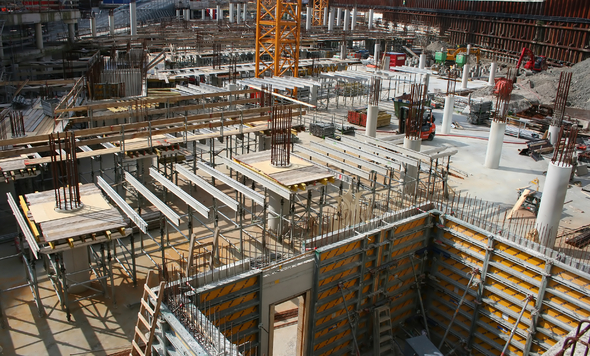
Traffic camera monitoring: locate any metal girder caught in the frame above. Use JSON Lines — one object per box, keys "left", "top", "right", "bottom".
{"left": 197, "top": 160, "right": 268, "bottom": 204}
{"left": 215, "top": 157, "right": 292, "bottom": 200}
{"left": 340, "top": 136, "right": 419, "bottom": 167}
{"left": 292, "top": 154, "right": 354, "bottom": 184}
{"left": 310, "top": 141, "right": 389, "bottom": 176}
{"left": 325, "top": 138, "right": 402, "bottom": 171}
{"left": 149, "top": 168, "right": 210, "bottom": 219}
{"left": 255, "top": 0, "right": 302, "bottom": 77}
{"left": 124, "top": 172, "right": 181, "bottom": 226}
{"left": 175, "top": 164, "right": 239, "bottom": 212}
{"left": 97, "top": 176, "right": 148, "bottom": 234}
{"left": 362, "top": 135, "right": 432, "bottom": 162}
{"left": 294, "top": 144, "right": 370, "bottom": 180}
{"left": 6, "top": 193, "right": 39, "bottom": 259}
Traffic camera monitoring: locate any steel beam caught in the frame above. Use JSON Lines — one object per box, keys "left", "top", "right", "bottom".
{"left": 97, "top": 176, "right": 148, "bottom": 234}
{"left": 7, "top": 193, "right": 39, "bottom": 259}
{"left": 310, "top": 141, "right": 389, "bottom": 176}
{"left": 150, "top": 168, "right": 210, "bottom": 219}
{"left": 175, "top": 164, "right": 239, "bottom": 212}
{"left": 340, "top": 136, "right": 419, "bottom": 167}
{"left": 198, "top": 159, "right": 268, "bottom": 204}
{"left": 325, "top": 138, "right": 401, "bottom": 170}
{"left": 294, "top": 144, "right": 370, "bottom": 180}
{"left": 124, "top": 172, "right": 181, "bottom": 226}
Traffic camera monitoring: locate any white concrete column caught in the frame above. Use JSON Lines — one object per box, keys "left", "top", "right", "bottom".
{"left": 268, "top": 190, "right": 285, "bottom": 232}
{"left": 381, "top": 55, "right": 390, "bottom": 69}
{"left": 461, "top": 64, "right": 470, "bottom": 90}
{"left": 201, "top": 8, "right": 206, "bottom": 20}
{"left": 62, "top": 248, "right": 90, "bottom": 293}
{"left": 90, "top": 15, "right": 97, "bottom": 37}
{"left": 216, "top": 5, "right": 221, "bottom": 20}
{"left": 229, "top": 3, "right": 234, "bottom": 22}
{"left": 441, "top": 95, "right": 454, "bottom": 134}
{"left": 176, "top": 9, "right": 180, "bottom": 18}
{"left": 343, "top": 9, "right": 350, "bottom": 31}
{"left": 336, "top": 7, "right": 341, "bottom": 26}
{"left": 236, "top": 3, "right": 241, "bottom": 23}
{"left": 340, "top": 43, "right": 346, "bottom": 59}
{"left": 374, "top": 43, "right": 380, "bottom": 67}
{"left": 306, "top": 7, "right": 312, "bottom": 31}
{"left": 35, "top": 23, "right": 43, "bottom": 50}
{"left": 366, "top": 105, "right": 379, "bottom": 137}
{"left": 242, "top": 3, "right": 247, "bottom": 21}
{"left": 368, "top": 9, "right": 374, "bottom": 29}
{"left": 310, "top": 85, "right": 319, "bottom": 105}
{"left": 109, "top": 10, "right": 115, "bottom": 35}
{"left": 535, "top": 161, "right": 571, "bottom": 248}
{"left": 419, "top": 53, "right": 426, "bottom": 69}
{"left": 484, "top": 121, "right": 506, "bottom": 169}
{"left": 68, "top": 22, "right": 76, "bottom": 42}
{"left": 403, "top": 137, "right": 421, "bottom": 192}
{"left": 130, "top": 0, "right": 137, "bottom": 36}
{"left": 548, "top": 124, "right": 560, "bottom": 146}
{"left": 184, "top": 9, "right": 190, "bottom": 20}
{"left": 323, "top": 7, "right": 328, "bottom": 26}
{"left": 327, "top": 8, "right": 334, "bottom": 32}
{"left": 229, "top": 84, "right": 237, "bottom": 110}
{"left": 351, "top": 7, "right": 357, "bottom": 31}
{"left": 488, "top": 62, "right": 497, "bottom": 86}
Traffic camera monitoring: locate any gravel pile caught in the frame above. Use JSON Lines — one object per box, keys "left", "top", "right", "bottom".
{"left": 426, "top": 41, "right": 452, "bottom": 53}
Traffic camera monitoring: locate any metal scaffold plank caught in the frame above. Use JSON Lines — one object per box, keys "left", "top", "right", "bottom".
{"left": 294, "top": 144, "right": 370, "bottom": 180}
{"left": 97, "top": 176, "right": 148, "bottom": 234}
{"left": 310, "top": 141, "right": 389, "bottom": 176}
{"left": 149, "top": 167, "right": 210, "bottom": 219}
{"left": 124, "top": 172, "right": 181, "bottom": 226}
{"left": 7, "top": 193, "right": 39, "bottom": 259}
{"left": 175, "top": 164, "right": 239, "bottom": 212}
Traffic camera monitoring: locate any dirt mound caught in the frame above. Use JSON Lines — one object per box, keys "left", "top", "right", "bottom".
{"left": 426, "top": 41, "right": 451, "bottom": 53}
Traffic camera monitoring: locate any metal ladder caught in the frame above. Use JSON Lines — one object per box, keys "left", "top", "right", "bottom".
{"left": 373, "top": 305, "right": 395, "bottom": 356}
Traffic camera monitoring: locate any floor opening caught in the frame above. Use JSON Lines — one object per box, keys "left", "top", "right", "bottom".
{"left": 271, "top": 293, "right": 308, "bottom": 356}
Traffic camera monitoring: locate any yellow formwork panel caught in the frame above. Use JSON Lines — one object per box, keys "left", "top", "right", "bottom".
{"left": 494, "top": 242, "right": 545, "bottom": 270}
{"left": 486, "top": 266, "right": 540, "bottom": 295}
{"left": 434, "top": 289, "right": 475, "bottom": 315}
{"left": 440, "top": 245, "right": 483, "bottom": 268}
{"left": 391, "top": 241, "right": 425, "bottom": 258}
{"left": 437, "top": 265, "right": 476, "bottom": 286}
{"left": 318, "top": 266, "right": 361, "bottom": 287}
{"left": 203, "top": 291, "right": 258, "bottom": 316}
{"left": 320, "top": 240, "right": 362, "bottom": 262}
{"left": 552, "top": 266, "right": 590, "bottom": 290}
{"left": 477, "top": 315, "right": 526, "bottom": 349}
{"left": 224, "top": 318, "right": 259, "bottom": 335}
{"left": 317, "top": 288, "right": 357, "bottom": 314}
{"left": 542, "top": 305, "right": 579, "bottom": 329}
{"left": 386, "top": 265, "right": 414, "bottom": 283}
{"left": 537, "top": 317, "right": 569, "bottom": 339}
{"left": 443, "top": 232, "right": 486, "bottom": 257}
{"left": 392, "top": 230, "right": 425, "bottom": 247}
{"left": 386, "top": 276, "right": 414, "bottom": 295}
{"left": 314, "top": 318, "right": 348, "bottom": 339}
{"left": 485, "top": 279, "right": 529, "bottom": 301}
{"left": 438, "top": 257, "right": 479, "bottom": 278}
{"left": 391, "top": 298, "right": 413, "bottom": 315}
{"left": 314, "top": 329, "right": 351, "bottom": 353}
{"left": 237, "top": 334, "right": 258, "bottom": 356}
{"left": 475, "top": 337, "right": 498, "bottom": 355}
{"left": 445, "top": 221, "right": 488, "bottom": 245}
{"left": 319, "top": 254, "right": 361, "bottom": 274}
{"left": 437, "top": 282, "right": 477, "bottom": 305}
{"left": 199, "top": 276, "right": 259, "bottom": 303}
{"left": 391, "top": 309, "right": 413, "bottom": 325}
{"left": 394, "top": 217, "right": 427, "bottom": 234}
{"left": 490, "top": 254, "right": 544, "bottom": 282}
{"left": 317, "top": 278, "right": 357, "bottom": 302}
{"left": 545, "top": 290, "right": 590, "bottom": 319}
{"left": 480, "top": 302, "right": 531, "bottom": 333}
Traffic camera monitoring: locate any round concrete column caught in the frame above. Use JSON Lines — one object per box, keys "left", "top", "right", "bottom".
{"left": 310, "top": 85, "right": 318, "bottom": 106}
{"left": 441, "top": 95, "right": 454, "bottom": 134}
{"left": 336, "top": 8, "right": 341, "bottom": 26}
{"left": 236, "top": 3, "right": 241, "bottom": 23}
{"left": 184, "top": 9, "right": 190, "bottom": 20}
{"left": 404, "top": 136, "right": 421, "bottom": 152}
{"left": 368, "top": 9, "right": 374, "bottom": 29}
{"left": 548, "top": 124, "right": 560, "bottom": 146}
{"left": 488, "top": 62, "right": 497, "bottom": 86}
{"left": 403, "top": 137, "right": 421, "bottom": 193}
{"left": 68, "top": 22, "right": 76, "bottom": 42}
{"left": 90, "top": 15, "right": 97, "bottom": 37}
{"left": 176, "top": 9, "right": 180, "bottom": 18}
{"left": 419, "top": 54, "right": 426, "bottom": 69}
{"left": 62, "top": 248, "right": 90, "bottom": 293}
{"left": 327, "top": 8, "right": 334, "bottom": 32}
{"left": 323, "top": 7, "right": 328, "bottom": 26}
{"left": 35, "top": 23, "right": 43, "bottom": 50}
{"left": 268, "top": 190, "right": 284, "bottom": 233}
{"left": 374, "top": 43, "right": 380, "bottom": 67}
{"left": 351, "top": 7, "right": 357, "bottom": 31}
{"left": 340, "top": 43, "right": 346, "bottom": 60}
{"left": 109, "top": 10, "right": 115, "bottom": 35}
{"left": 343, "top": 9, "right": 350, "bottom": 31}
{"left": 365, "top": 105, "right": 379, "bottom": 138}
{"left": 130, "top": 0, "right": 137, "bottom": 35}
{"left": 484, "top": 121, "right": 506, "bottom": 169}
{"left": 229, "top": 3, "right": 234, "bottom": 22}
{"left": 305, "top": 7, "right": 312, "bottom": 31}
{"left": 201, "top": 9, "right": 206, "bottom": 20}
{"left": 216, "top": 5, "right": 221, "bottom": 20}
{"left": 535, "top": 161, "right": 571, "bottom": 247}
{"left": 461, "top": 64, "right": 470, "bottom": 90}
{"left": 242, "top": 3, "right": 247, "bottom": 21}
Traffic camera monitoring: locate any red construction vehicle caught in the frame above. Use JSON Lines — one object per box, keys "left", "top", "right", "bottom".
{"left": 421, "top": 108, "right": 436, "bottom": 141}
{"left": 516, "top": 47, "right": 548, "bottom": 72}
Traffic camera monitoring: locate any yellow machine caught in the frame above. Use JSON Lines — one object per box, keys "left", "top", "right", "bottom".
{"left": 446, "top": 47, "right": 481, "bottom": 64}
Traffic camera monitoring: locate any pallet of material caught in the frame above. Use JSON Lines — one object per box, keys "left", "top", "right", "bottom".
{"left": 347, "top": 108, "right": 391, "bottom": 127}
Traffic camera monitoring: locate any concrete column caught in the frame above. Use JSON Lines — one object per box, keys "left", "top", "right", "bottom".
{"left": 374, "top": 43, "right": 380, "bottom": 67}
{"left": 242, "top": 3, "right": 247, "bottom": 22}
{"left": 368, "top": 9, "right": 374, "bottom": 29}
{"left": 90, "top": 15, "right": 97, "bottom": 37}
{"left": 229, "top": 3, "right": 234, "bottom": 22}
{"left": 310, "top": 85, "right": 318, "bottom": 106}
{"left": 351, "top": 7, "right": 357, "bottom": 31}
{"left": 419, "top": 53, "right": 426, "bottom": 69}
{"left": 62, "top": 248, "right": 90, "bottom": 293}
{"left": 535, "top": 161, "right": 571, "bottom": 247}
{"left": 548, "top": 124, "right": 560, "bottom": 146}
{"left": 109, "top": 10, "right": 115, "bottom": 35}
{"left": 268, "top": 191, "right": 286, "bottom": 233}
{"left": 216, "top": 5, "right": 221, "bottom": 20}
{"left": 484, "top": 120, "right": 506, "bottom": 169}
{"left": 323, "top": 7, "right": 328, "bottom": 26}
{"left": 461, "top": 64, "right": 470, "bottom": 90}
{"left": 327, "top": 8, "right": 334, "bottom": 32}
{"left": 343, "top": 9, "right": 350, "bottom": 31}
{"left": 441, "top": 95, "right": 454, "bottom": 134}
{"left": 130, "top": 0, "right": 137, "bottom": 36}
{"left": 382, "top": 55, "right": 390, "bottom": 69}
{"left": 403, "top": 137, "right": 421, "bottom": 192}
{"left": 236, "top": 3, "right": 241, "bottom": 23}
{"left": 306, "top": 7, "right": 312, "bottom": 31}
{"left": 176, "top": 9, "right": 180, "bottom": 18}
{"left": 336, "top": 7, "right": 341, "bottom": 26}
{"left": 229, "top": 84, "right": 237, "bottom": 110}
{"left": 340, "top": 43, "right": 346, "bottom": 59}
{"left": 68, "top": 22, "right": 76, "bottom": 42}
{"left": 366, "top": 105, "right": 379, "bottom": 137}
{"left": 488, "top": 62, "right": 497, "bottom": 86}
{"left": 201, "top": 8, "right": 206, "bottom": 20}
{"left": 184, "top": 9, "right": 190, "bottom": 20}
{"left": 35, "top": 23, "right": 43, "bottom": 50}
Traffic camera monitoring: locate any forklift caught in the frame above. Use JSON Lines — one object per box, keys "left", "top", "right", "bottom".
{"left": 398, "top": 107, "right": 436, "bottom": 141}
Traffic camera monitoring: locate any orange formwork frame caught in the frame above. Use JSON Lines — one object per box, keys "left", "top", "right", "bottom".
{"left": 255, "top": 0, "right": 302, "bottom": 78}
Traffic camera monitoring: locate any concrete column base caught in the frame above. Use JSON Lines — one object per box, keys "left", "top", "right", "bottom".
{"left": 365, "top": 105, "right": 379, "bottom": 138}
{"left": 536, "top": 162, "right": 571, "bottom": 248}
{"left": 484, "top": 121, "right": 506, "bottom": 169}
{"left": 441, "top": 95, "right": 454, "bottom": 134}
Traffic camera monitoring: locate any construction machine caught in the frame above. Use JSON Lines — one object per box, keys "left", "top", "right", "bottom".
{"left": 435, "top": 46, "right": 481, "bottom": 66}
{"left": 516, "top": 47, "right": 548, "bottom": 72}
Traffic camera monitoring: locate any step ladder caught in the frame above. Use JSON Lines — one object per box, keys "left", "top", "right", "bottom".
{"left": 373, "top": 305, "right": 395, "bottom": 356}
{"left": 130, "top": 272, "right": 166, "bottom": 356}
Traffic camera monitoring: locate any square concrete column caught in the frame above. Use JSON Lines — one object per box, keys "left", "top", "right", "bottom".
{"left": 35, "top": 23, "right": 43, "bottom": 50}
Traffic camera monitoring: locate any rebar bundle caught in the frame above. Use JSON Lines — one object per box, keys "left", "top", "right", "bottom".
{"left": 493, "top": 68, "right": 515, "bottom": 123}
{"left": 9, "top": 111, "right": 25, "bottom": 138}
{"left": 553, "top": 72, "right": 572, "bottom": 127}
{"left": 49, "top": 132, "right": 82, "bottom": 211}
{"left": 551, "top": 126, "right": 578, "bottom": 166}
{"left": 405, "top": 84, "right": 428, "bottom": 139}
{"left": 270, "top": 105, "right": 293, "bottom": 167}
{"left": 369, "top": 77, "right": 381, "bottom": 106}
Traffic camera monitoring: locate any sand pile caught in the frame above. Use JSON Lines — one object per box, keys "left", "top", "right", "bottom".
{"left": 426, "top": 41, "right": 452, "bottom": 53}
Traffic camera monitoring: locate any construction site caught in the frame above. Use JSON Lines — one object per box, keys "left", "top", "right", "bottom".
{"left": 0, "top": 0, "right": 590, "bottom": 355}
